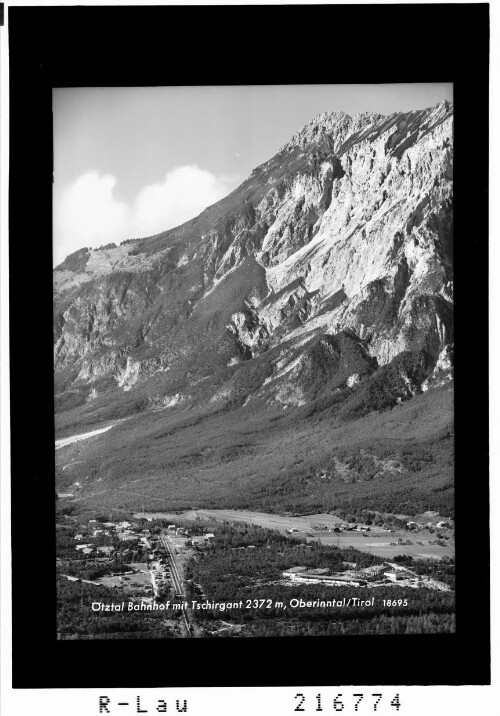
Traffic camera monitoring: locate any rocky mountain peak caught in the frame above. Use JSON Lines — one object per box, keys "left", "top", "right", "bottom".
{"left": 54, "top": 101, "right": 453, "bottom": 420}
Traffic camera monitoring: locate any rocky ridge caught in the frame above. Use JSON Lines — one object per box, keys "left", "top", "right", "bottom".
{"left": 54, "top": 101, "right": 453, "bottom": 418}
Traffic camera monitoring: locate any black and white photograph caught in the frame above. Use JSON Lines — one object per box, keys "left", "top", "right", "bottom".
{"left": 53, "top": 84, "right": 457, "bottom": 640}
{"left": 5, "top": 1, "right": 491, "bottom": 704}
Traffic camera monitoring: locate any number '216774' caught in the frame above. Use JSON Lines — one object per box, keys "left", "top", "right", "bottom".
{"left": 294, "top": 693, "right": 401, "bottom": 712}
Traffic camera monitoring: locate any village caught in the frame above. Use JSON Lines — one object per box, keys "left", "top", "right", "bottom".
{"left": 290, "top": 517, "right": 453, "bottom": 535}
{"left": 57, "top": 510, "right": 453, "bottom": 607}
{"left": 58, "top": 515, "right": 217, "bottom": 603}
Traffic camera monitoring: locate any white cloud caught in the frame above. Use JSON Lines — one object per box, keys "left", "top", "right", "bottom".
{"left": 133, "top": 165, "right": 238, "bottom": 237}
{"left": 53, "top": 171, "right": 131, "bottom": 265}
{"left": 53, "top": 166, "right": 240, "bottom": 266}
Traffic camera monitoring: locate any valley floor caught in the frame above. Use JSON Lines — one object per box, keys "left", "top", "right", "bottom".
{"left": 133, "top": 508, "right": 455, "bottom": 561}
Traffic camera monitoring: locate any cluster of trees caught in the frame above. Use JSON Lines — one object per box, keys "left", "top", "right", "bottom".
{"left": 57, "top": 579, "right": 181, "bottom": 639}
{"left": 120, "top": 238, "right": 140, "bottom": 246}
{"left": 54, "top": 246, "right": 89, "bottom": 272}
{"left": 185, "top": 522, "right": 455, "bottom": 636}
{"left": 242, "top": 612, "right": 455, "bottom": 637}
{"left": 264, "top": 476, "right": 453, "bottom": 520}
{"left": 289, "top": 346, "right": 434, "bottom": 425}
{"left": 225, "top": 350, "right": 275, "bottom": 410}
{"left": 188, "top": 561, "right": 455, "bottom": 635}
{"left": 329, "top": 508, "right": 409, "bottom": 531}
{"left": 149, "top": 517, "right": 216, "bottom": 537}
{"left": 393, "top": 555, "right": 455, "bottom": 589}
{"left": 296, "top": 331, "right": 377, "bottom": 403}
{"left": 339, "top": 349, "right": 431, "bottom": 420}
{"left": 188, "top": 522, "right": 384, "bottom": 583}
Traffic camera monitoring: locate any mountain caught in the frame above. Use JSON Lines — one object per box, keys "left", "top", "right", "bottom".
{"left": 54, "top": 101, "right": 454, "bottom": 516}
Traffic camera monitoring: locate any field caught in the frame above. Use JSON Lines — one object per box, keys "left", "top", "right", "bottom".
{"left": 95, "top": 562, "right": 152, "bottom": 591}
{"left": 134, "top": 509, "right": 454, "bottom": 560}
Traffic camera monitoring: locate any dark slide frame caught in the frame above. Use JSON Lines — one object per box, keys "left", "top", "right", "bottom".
{"left": 9, "top": 3, "right": 489, "bottom": 689}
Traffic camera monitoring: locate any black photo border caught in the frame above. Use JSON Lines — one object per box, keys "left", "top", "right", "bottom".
{"left": 9, "top": 2, "right": 490, "bottom": 689}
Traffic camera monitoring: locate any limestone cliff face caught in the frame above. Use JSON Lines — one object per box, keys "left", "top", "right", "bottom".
{"left": 54, "top": 101, "right": 453, "bottom": 413}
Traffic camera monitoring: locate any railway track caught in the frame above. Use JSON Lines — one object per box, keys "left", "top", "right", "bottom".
{"left": 159, "top": 532, "right": 192, "bottom": 637}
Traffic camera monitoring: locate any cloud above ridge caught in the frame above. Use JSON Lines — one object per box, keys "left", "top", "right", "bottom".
{"left": 133, "top": 165, "right": 237, "bottom": 237}
{"left": 53, "top": 166, "right": 240, "bottom": 266}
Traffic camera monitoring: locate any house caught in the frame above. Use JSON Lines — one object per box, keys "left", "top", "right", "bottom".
{"left": 366, "top": 565, "right": 387, "bottom": 576}
{"left": 284, "top": 570, "right": 368, "bottom": 587}
{"left": 359, "top": 565, "right": 387, "bottom": 580}
{"left": 97, "top": 546, "right": 115, "bottom": 555}
{"left": 327, "top": 575, "right": 367, "bottom": 586}
{"left": 282, "top": 566, "right": 308, "bottom": 578}
{"left": 204, "top": 533, "right": 215, "bottom": 542}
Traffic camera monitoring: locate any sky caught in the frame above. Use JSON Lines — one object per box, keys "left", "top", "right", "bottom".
{"left": 53, "top": 83, "right": 453, "bottom": 266}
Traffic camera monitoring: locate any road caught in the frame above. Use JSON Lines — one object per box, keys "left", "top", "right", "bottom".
{"left": 55, "top": 424, "right": 115, "bottom": 449}
{"left": 56, "top": 417, "right": 132, "bottom": 450}
{"left": 158, "top": 532, "right": 192, "bottom": 637}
